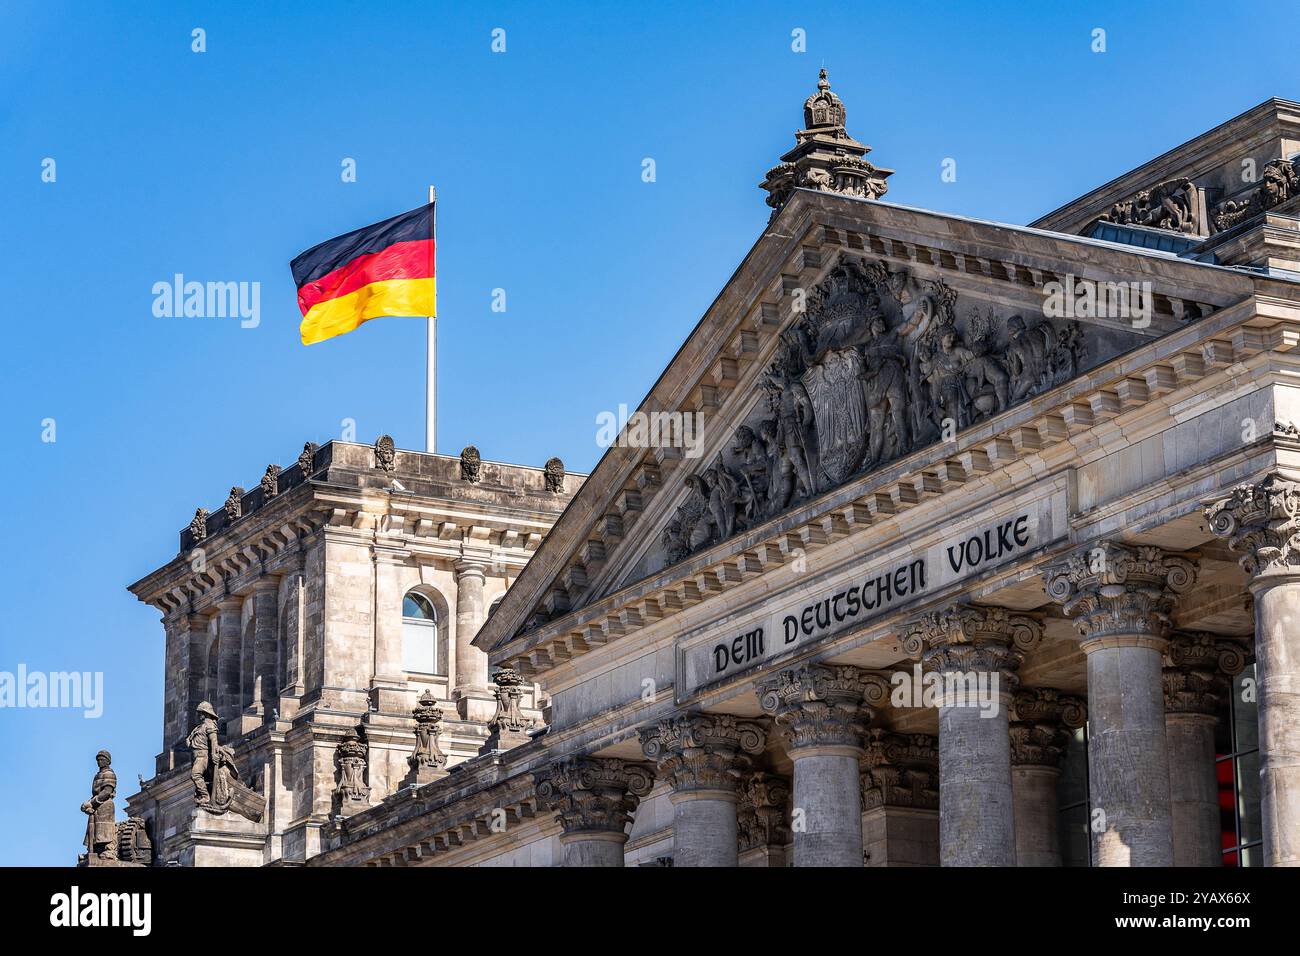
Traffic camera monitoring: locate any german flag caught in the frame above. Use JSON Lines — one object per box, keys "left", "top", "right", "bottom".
{"left": 290, "top": 203, "right": 435, "bottom": 345}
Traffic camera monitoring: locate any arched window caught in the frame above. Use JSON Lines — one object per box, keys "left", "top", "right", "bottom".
{"left": 402, "top": 591, "right": 438, "bottom": 674}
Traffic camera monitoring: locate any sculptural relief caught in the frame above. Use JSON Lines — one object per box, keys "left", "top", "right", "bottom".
{"left": 660, "top": 257, "right": 1086, "bottom": 563}
{"left": 1212, "top": 156, "right": 1300, "bottom": 232}
{"left": 1097, "top": 178, "right": 1200, "bottom": 233}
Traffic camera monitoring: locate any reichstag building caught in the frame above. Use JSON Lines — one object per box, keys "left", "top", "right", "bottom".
{"left": 93, "top": 73, "right": 1300, "bottom": 868}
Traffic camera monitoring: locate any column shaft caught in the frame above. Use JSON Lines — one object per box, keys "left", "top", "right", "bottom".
{"left": 1012, "top": 766, "right": 1061, "bottom": 866}
{"left": 215, "top": 597, "right": 243, "bottom": 728}
{"left": 670, "top": 791, "right": 739, "bottom": 867}
{"left": 1086, "top": 638, "right": 1173, "bottom": 866}
{"left": 940, "top": 697, "right": 1016, "bottom": 866}
{"left": 1252, "top": 579, "right": 1300, "bottom": 866}
{"left": 790, "top": 747, "right": 862, "bottom": 866}
{"left": 252, "top": 580, "right": 280, "bottom": 718}
{"left": 1166, "top": 712, "right": 1220, "bottom": 867}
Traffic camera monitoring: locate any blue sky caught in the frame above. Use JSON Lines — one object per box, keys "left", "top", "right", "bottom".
{"left": 1, "top": 0, "right": 1295, "bottom": 866}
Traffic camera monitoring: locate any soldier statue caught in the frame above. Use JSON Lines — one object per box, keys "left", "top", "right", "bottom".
{"left": 80, "top": 750, "right": 118, "bottom": 863}
{"left": 187, "top": 700, "right": 220, "bottom": 803}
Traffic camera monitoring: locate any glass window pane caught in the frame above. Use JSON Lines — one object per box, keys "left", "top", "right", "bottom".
{"left": 402, "top": 621, "right": 436, "bottom": 673}
{"left": 403, "top": 593, "right": 435, "bottom": 621}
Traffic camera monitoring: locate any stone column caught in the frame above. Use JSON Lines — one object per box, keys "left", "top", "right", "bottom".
{"left": 454, "top": 561, "right": 493, "bottom": 722}
{"left": 371, "top": 549, "right": 408, "bottom": 713}
{"left": 183, "top": 612, "right": 210, "bottom": 742}
{"left": 280, "top": 552, "right": 306, "bottom": 701}
{"left": 758, "top": 663, "right": 886, "bottom": 866}
{"left": 535, "top": 757, "right": 654, "bottom": 867}
{"left": 1009, "top": 688, "right": 1087, "bottom": 866}
{"left": 860, "top": 730, "right": 939, "bottom": 867}
{"left": 215, "top": 596, "right": 244, "bottom": 729}
{"left": 1044, "top": 541, "right": 1197, "bottom": 867}
{"left": 1163, "top": 632, "right": 1249, "bottom": 866}
{"left": 251, "top": 578, "right": 280, "bottom": 721}
{"left": 162, "top": 612, "right": 189, "bottom": 753}
{"left": 640, "top": 713, "right": 766, "bottom": 867}
{"left": 902, "top": 604, "right": 1043, "bottom": 867}
{"left": 1206, "top": 474, "right": 1300, "bottom": 867}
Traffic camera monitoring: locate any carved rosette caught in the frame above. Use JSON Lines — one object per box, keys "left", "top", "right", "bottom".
{"left": 298, "top": 441, "right": 319, "bottom": 478}
{"left": 900, "top": 604, "right": 1042, "bottom": 683}
{"left": 1163, "top": 631, "right": 1252, "bottom": 716}
{"left": 1204, "top": 474, "right": 1300, "bottom": 580}
{"left": 373, "top": 435, "right": 396, "bottom": 472}
{"left": 756, "top": 663, "right": 888, "bottom": 751}
{"left": 1008, "top": 688, "right": 1086, "bottom": 767}
{"left": 736, "top": 771, "right": 791, "bottom": 852}
{"left": 639, "top": 714, "right": 766, "bottom": 794}
{"left": 859, "top": 730, "right": 939, "bottom": 810}
{"left": 1043, "top": 542, "right": 1197, "bottom": 643}
{"left": 534, "top": 757, "right": 654, "bottom": 836}
{"left": 260, "top": 464, "right": 280, "bottom": 499}
{"left": 224, "top": 486, "right": 244, "bottom": 521}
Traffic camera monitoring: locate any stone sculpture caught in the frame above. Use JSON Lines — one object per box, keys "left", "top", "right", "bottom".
{"left": 408, "top": 690, "right": 448, "bottom": 785}
{"left": 334, "top": 727, "right": 370, "bottom": 814}
{"left": 461, "top": 445, "right": 482, "bottom": 483}
{"left": 544, "top": 457, "right": 565, "bottom": 493}
{"left": 187, "top": 700, "right": 264, "bottom": 821}
{"left": 662, "top": 256, "right": 1085, "bottom": 562}
{"left": 80, "top": 750, "right": 118, "bottom": 863}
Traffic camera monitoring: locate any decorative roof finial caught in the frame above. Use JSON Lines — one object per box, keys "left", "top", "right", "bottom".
{"left": 760, "top": 69, "right": 893, "bottom": 216}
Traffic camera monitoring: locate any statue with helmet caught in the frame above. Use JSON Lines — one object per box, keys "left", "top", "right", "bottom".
{"left": 186, "top": 700, "right": 265, "bottom": 822}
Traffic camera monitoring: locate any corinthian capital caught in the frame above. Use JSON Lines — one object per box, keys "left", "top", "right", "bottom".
{"left": 899, "top": 604, "right": 1042, "bottom": 678}
{"left": 1204, "top": 474, "right": 1300, "bottom": 578}
{"left": 1162, "top": 631, "right": 1252, "bottom": 716}
{"left": 1042, "top": 541, "right": 1197, "bottom": 642}
{"left": 1008, "top": 688, "right": 1086, "bottom": 767}
{"left": 859, "top": 730, "right": 939, "bottom": 810}
{"left": 639, "top": 713, "right": 766, "bottom": 794}
{"left": 756, "top": 663, "right": 889, "bottom": 751}
{"left": 533, "top": 757, "right": 655, "bottom": 835}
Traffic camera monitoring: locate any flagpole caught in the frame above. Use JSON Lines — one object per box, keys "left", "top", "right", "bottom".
{"left": 426, "top": 185, "right": 437, "bottom": 454}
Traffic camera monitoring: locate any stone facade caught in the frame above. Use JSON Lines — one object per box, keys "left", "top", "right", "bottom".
{"left": 110, "top": 75, "right": 1300, "bottom": 868}
{"left": 117, "top": 440, "right": 579, "bottom": 865}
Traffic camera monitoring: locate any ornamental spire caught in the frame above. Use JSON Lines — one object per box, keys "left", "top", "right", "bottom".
{"left": 760, "top": 69, "right": 893, "bottom": 215}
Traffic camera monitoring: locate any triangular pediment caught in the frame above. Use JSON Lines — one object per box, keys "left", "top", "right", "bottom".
{"left": 478, "top": 187, "right": 1254, "bottom": 662}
